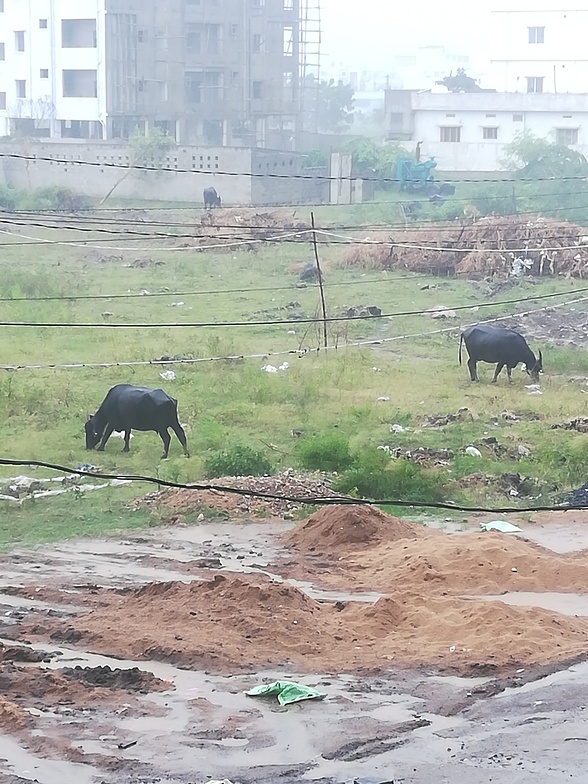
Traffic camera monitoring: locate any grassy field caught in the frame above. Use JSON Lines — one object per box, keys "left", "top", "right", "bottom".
{"left": 1, "top": 202, "right": 588, "bottom": 546}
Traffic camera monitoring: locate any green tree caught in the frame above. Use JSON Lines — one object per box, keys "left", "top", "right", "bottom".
{"left": 502, "top": 132, "right": 588, "bottom": 178}
{"left": 501, "top": 132, "right": 588, "bottom": 221}
{"left": 98, "top": 127, "right": 175, "bottom": 205}
{"left": 435, "top": 68, "right": 484, "bottom": 93}
{"left": 304, "top": 76, "right": 355, "bottom": 133}
{"left": 342, "top": 137, "right": 409, "bottom": 188}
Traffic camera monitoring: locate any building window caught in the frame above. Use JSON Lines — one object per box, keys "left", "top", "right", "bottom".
{"left": 204, "top": 24, "right": 221, "bottom": 55}
{"left": 440, "top": 126, "right": 461, "bottom": 143}
{"left": 485, "top": 113, "right": 496, "bottom": 118}
{"left": 483, "top": 127, "right": 498, "bottom": 140}
{"left": 0, "top": 1, "right": 4, "bottom": 12}
{"left": 0, "top": 93, "right": 6, "bottom": 110}
{"left": 62, "top": 69, "right": 97, "bottom": 97}
{"left": 283, "top": 25, "right": 294, "bottom": 56}
{"left": 40, "top": 68, "right": 49, "bottom": 78}
{"left": 15, "top": 31, "right": 25, "bottom": 51}
{"left": 39, "top": 19, "right": 48, "bottom": 29}
{"left": 61, "top": 19, "right": 97, "bottom": 48}
{"left": 528, "top": 26, "right": 545, "bottom": 44}
{"left": 526, "top": 76, "right": 544, "bottom": 93}
{"left": 186, "top": 26, "right": 201, "bottom": 53}
{"left": 230, "top": 24, "right": 238, "bottom": 36}
{"left": 252, "top": 33, "right": 262, "bottom": 53}
{"left": 138, "top": 29, "right": 147, "bottom": 42}
{"left": 556, "top": 128, "right": 579, "bottom": 145}
{"left": 15, "top": 80, "right": 26, "bottom": 98}
{"left": 284, "top": 0, "right": 293, "bottom": 8}
{"left": 0, "top": 43, "right": 4, "bottom": 60}
{"left": 252, "top": 80, "right": 262, "bottom": 99}
{"left": 185, "top": 73, "right": 202, "bottom": 104}
{"left": 513, "top": 113, "right": 523, "bottom": 122}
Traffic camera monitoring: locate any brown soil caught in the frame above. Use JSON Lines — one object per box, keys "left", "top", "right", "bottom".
{"left": 284, "top": 504, "right": 422, "bottom": 553}
{"left": 26, "top": 571, "right": 588, "bottom": 677}
{"left": 141, "top": 470, "right": 337, "bottom": 520}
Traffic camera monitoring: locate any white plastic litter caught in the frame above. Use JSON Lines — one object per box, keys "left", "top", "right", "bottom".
{"left": 390, "top": 424, "right": 406, "bottom": 434}
{"left": 278, "top": 362, "right": 290, "bottom": 371}
{"left": 262, "top": 365, "right": 278, "bottom": 373}
{"left": 160, "top": 371, "right": 176, "bottom": 381}
{"left": 480, "top": 521, "right": 523, "bottom": 534}
{"left": 170, "top": 301, "right": 185, "bottom": 307}
{"left": 377, "top": 396, "right": 390, "bottom": 402}
{"left": 465, "top": 446, "right": 482, "bottom": 458}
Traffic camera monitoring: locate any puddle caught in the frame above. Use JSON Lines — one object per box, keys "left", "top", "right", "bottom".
{"left": 519, "top": 522, "right": 588, "bottom": 554}
{"left": 0, "top": 735, "right": 98, "bottom": 784}
{"left": 463, "top": 592, "right": 588, "bottom": 616}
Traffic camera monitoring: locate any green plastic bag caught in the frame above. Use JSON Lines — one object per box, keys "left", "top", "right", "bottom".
{"left": 245, "top": 680, "right": 326, "bottom": 706}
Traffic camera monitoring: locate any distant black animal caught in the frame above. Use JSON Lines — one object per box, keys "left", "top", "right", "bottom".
{"left": 85, "top": 384, "right": 189, "bottom": 459}
{"left": 203, "top": 186, "right": 222, "bottom": 209}
{"left": 299, "top": 261, "right": 321, "bottom": 282}
{"left": 459, "top": 325, "right": 543, "bottom": 384}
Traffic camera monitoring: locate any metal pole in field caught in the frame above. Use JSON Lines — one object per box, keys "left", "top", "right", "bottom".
{"left": 310, "top": 211, "right": 328, "bottom": 350}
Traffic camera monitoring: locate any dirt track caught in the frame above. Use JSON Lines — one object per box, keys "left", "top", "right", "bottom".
{"left": 1, "top": 508, "right": 588, "bottom": 782}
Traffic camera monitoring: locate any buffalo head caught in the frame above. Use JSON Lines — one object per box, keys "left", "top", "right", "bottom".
{"left": 525, "top": 349, "right": 543, "bottom": 382}
{"left": 85, "top": 415, "right": 101, "bottom": 450}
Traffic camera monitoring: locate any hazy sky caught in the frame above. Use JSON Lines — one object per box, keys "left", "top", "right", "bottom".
{"left": 319, "top": 0, "right": 480, "bottom": 70}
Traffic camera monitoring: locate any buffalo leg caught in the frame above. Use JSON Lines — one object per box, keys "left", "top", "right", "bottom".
{"left": 123, "top": 430, "right": 132, "bottom": 452}
{"left": 172, "top": 422, "right": 190, "bottom": 457}
{"left": 96, "top": 424, "right": 115, "bottom": 452}
{"left": 491, "top": 363, "right": 505, "bottom": 383}
{"left": 159, "top": 429, "right": 171, "bottom": 459}
{"left": 467, "top": 358, "right": 478, "bottom": 382}
{"left": 506, "top": 366, "right": 513, "bottom": 384}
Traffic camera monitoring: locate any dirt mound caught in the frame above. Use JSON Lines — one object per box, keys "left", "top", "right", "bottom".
{"left": 28, "top": 570, "right": 588, "bottom": 677}
{"left": 331, "top": 532, "right": 588, "bottom": 595}
{"left": 62, "top": 665, "right": 170, "bottom": 693}
{"left": 195, "top": 208, "right": 310, "bottom": 249}
{"left": 285, "top": 504, "right": 422, "bottom": 553}
{"left": 140, "top": 469, "right": 337, "bottom": 520}
{"left": 341, "top": 215, "right": 588, "bottom": 278}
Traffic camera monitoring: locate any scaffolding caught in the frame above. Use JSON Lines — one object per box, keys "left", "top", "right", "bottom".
{"left": 299, "top": 0, "right": 322, "bottom": 136}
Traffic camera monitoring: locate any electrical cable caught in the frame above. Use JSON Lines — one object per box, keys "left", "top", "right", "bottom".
{"left": 0, "top": 458, "right": 580, "bottom": 513}
{"left": 2, "top": 151, "right": 588, "bottom": 184}
{"left": 0, "top": 285, "right": 585, "bottom": 329}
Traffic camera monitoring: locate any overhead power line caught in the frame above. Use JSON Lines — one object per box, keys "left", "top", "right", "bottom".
{"left": 3, "top": 151, "right": 588, "bottom": 184}
{"left": 0, "top": 458, "right": 580, "bottom": 514}
{"left": 0, "top": 285, "right": 585, "bottom": 329}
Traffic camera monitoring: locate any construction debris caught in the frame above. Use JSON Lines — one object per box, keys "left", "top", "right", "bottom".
{"left": 552, "top": 418, "right": 588, "bottom": 433}
{"left": 139, "top": 469, "right": 338, "bottom": 519}
{"left": 341, "top": 216, "right": 588, "bottom": 278}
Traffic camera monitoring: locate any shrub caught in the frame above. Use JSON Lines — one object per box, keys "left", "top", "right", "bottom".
{"left": 296, "top": 433, "right": 354, "bottom": 472}
{"left": 0, "top": 186, "right": 17, "bottom": 210}
{"left": 204, "top": 444, "right": 274, "bottom": 478}
{"left": 333, "top": 447, "right": 447, "bottom": 503}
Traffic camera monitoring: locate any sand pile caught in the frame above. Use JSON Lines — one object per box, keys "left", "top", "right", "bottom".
{"left": 341, "top": 216, "right": 588, "bottom": 279}
{"left": 285, "top": 504, "right": 422, "bottom": 554}
{"left": 32, "top": 571, "right": 588, "bottom": 676}
{"left": 302, "top": 530, "right": 588, "bottom": 595}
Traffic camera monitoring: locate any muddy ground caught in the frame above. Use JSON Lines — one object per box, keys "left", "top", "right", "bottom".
{"left": 0, "top": 509, "right": 588, "bottom": 783}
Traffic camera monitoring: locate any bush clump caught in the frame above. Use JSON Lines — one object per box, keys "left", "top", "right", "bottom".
{"left": 204, "top": 444, "right": 274, "bottom": 479}
{"left": 333, "top": 447, "right": 447, "bottom": 503}
{"left": 296, "top": 433, "right": 354, "bottom": 473}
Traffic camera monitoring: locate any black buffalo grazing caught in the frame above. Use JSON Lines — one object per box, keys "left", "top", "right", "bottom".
{"left": 203, "top": 186, "right": 222, "bottom": 209}
{"left": 459, "top": 324, "right": 543, "bottom": 384}
{"left": 85, "top": 384, "right": 189, "bottom": 459}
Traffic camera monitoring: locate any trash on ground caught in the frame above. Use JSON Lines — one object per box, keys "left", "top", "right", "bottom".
{"left": 245, "top": 680, "right": 326, "bottom": 706}
{"left": 390, "top": 424, "right": 406, "bottom": 434}
{"left": 480, "top": 521, "right": 523, "bottom": 534}
{"left": 160, "top": 371, "right": 176, "bottom": 381}
{"left": 262, "top": 365, "right": 278, "bottom": 373}
{"left": 377, "top": 396, "right": 390, "bottom": 402}
{"left": 465, "top": 446, "right": 482, "bottom": 458}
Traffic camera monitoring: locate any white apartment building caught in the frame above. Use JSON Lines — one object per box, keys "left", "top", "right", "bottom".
{"left": 490, "top": 1, "right": 588, "bottom": 93}
{"left": 0, "top": 0, "right": 305, "bottom": 147}
{"left": 0, "top": 0, "right": 106, "bottom": 138}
